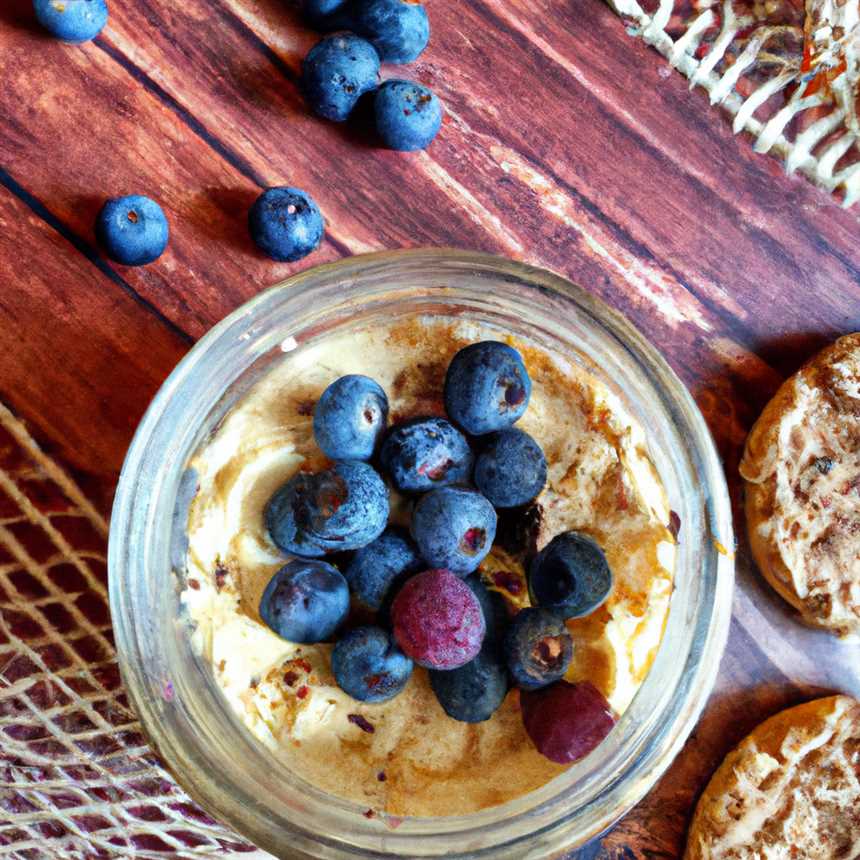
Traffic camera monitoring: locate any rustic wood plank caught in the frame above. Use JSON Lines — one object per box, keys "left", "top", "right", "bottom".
{"left": 0, "top": 0, "right": 347, "bottom": 339}
{"left": 0, "top": 182, "right": 188, "bottom": 474}
{"left": 212, "top": 0, "right": 860, "bottom": 344}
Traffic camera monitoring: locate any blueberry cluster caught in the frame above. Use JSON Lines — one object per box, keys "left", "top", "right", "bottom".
{"left": 301, "top": 0, "right": 443, "bottom": 152}
{"left": 258, "top": 341, "right": 619, "bottom": 763}
{"left": 35, "top": 1, "right": 442, "bottom": 269}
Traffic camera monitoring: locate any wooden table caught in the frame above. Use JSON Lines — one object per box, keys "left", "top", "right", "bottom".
{"left": 1, "top": 0, "right": 859, "bottom": 856}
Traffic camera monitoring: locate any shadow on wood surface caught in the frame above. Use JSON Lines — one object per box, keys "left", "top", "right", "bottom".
{"left": 190, "top": 186, "right": 261, "bottom": 254}
{"left": 0, "top": 0, "right": 43, "bottom": 36}
{"left": 755, "top": 329, "right": 849, "bottom": 379}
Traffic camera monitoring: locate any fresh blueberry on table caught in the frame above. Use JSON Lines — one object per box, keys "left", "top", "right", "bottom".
{"left": 429, "top": 647, "right": 508, "bottom": 723}
{"left": 411, "top": 486, "right": 497, "bottom": 575}
{"left": 464, "top": 573, "right": 509, "bottom": 653}
{"left": 344, "top": 526, "right": 423, "bottom": 610}
{"left": 313, "top": 374, "right": 388, "bottom": 461}
{"left": 529, "top": 531, "right": 613, "bottom": 619}
{"left": 374, "top": 80, "right": 442, "bottom": 152}
{"left": 302, "top": 33, "right": 380, "bottom": 122}
{"left": 95, "top": 195, "right": 168, "bottom": 266}
{"left": 504, "top": 607, "right": 572, "bottom": 691}
{"left": 379, "top": 416, "right": 472, "bottom": 493}
{"left": 259, "top": 559, "right": 350, "bottom": 643}
{"left": 265, "top": 461, "right": 389, "bottom": 557}
{"left": 303, "top": 0, "right": 351, "bottom": 29}
{"left": 34, "top": 0, "right": 108, "bottom": 43}
{"left": 474, "top": 428, "right": 547, "bottom": 508}
{"left": 331, "top": 625, "right": 413, "bottom": 702}
{"left": 248, "top": 187, "right": 324, "bottom": 263}
{"left": 391, "top": 568, "right": 486, "bottom": 669}
{"left": 520, "top": 681, "right": 616, "bottom": 764}
{"left": 444, "top": 341, "right": 532, "bottom": 436}
{"left": 350, "top": 0, "right": 429, "bottom": 63}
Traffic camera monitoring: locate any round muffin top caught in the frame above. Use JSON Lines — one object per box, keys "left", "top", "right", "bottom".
{"left": 685, "top": 695, "right": 860, "bottom": 860}
{"left": 741, "top": 333, "right": 860, "bottom": 638}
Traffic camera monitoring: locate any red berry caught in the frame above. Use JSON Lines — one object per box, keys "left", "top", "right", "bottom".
{"left": 391, "top": 569, "right": 485, "bottom": 669}
{"left": 520, "top": 681, "right": 616, "bottom": 764}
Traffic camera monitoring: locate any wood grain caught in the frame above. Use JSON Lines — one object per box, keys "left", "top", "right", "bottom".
{"left": 0, "top": 182, "right": 188, "bottom": 473}
{"left": 1, "top": 0, "right": 859, "bottom": 855}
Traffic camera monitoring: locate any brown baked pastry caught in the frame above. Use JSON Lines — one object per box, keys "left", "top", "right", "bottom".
{"left": 740, "top": 333, "right": 860, "bottom": 637}
{"left": 685, "top": 695, "right": 860, "bottom": 859}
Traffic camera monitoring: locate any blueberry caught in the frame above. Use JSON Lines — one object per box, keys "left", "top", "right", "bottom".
{"left": 34, "top": 0, "right": 107, "bottom": 42}
{"left": 344, "top": 526, "right": 423, "bottom": 610}
{"left": 411, "top": 487, "right": 497, "bottom": 575}
{"left": 259, "top": 559, "right": 349, "bottom": 643}
{"left": 444, "top": 342, "right": 532, "bottom": 436}
{"left": 521, "top": 681, "right": 616, "bottom": 763}
{"left": 303, "top": 0, "right": 351, "bottom": 29}
{"left": 379, "top": 417, "right": 472, "bottom": 493}
{"left": 265, "top": 462, "right": 389, "bottom": 557}
{"left": 529, "top": 531, "right": 613, "bottom": 619}
{"left": 504, "top": 607, "right": 572, "bottom": 691}
{"left": 331, "top": 626, "right": 413, "bottom": 702}
{"left": 248, "top": 187, "right": 324, "bottom": 263}
{"left": 429, "top": 648, "right": 508, "bottom": 723}
{"left": 374, "top": 80, "right": 442, "bottom": 152}
{"left": 464, "top": 573, "right": 509, "bottom": 654}
{"left": 474, "top": 428, "right": 547, "bottom": 508}
{"left": 391, "top": 569, "right": 485, "bottom": 669}
{"left": 95, "top": 195, "right": 168, "bottom": 266}
{"left": 350, "top": 0, "right": 429, "bottom": 63}
{"left": 302, "top": 33, "right": 380, "bottom": 121}
{"left": 313, "top": 374, "right": 388, "bottom": 461}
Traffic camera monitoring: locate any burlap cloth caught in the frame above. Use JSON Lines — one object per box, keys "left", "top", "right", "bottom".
{"left": 606, "top": 0, "right": 860, "bottom": 207}
{"left": 0, "top": 403, "right": 267, "bottom": 858}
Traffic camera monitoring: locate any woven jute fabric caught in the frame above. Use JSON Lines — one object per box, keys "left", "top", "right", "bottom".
{"left": 606, "top": 0, "right": 860, "bottom": 206}
{"left": 0, "top": 403, "right": 263, "bottom": 858}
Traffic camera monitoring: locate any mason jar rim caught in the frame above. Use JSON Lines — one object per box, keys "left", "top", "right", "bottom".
{"left": 109, "top": 248, "right": 734, "bottom": 859}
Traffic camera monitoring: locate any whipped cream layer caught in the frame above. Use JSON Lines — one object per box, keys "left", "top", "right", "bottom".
{"left": 182, "top": 317, "right": 676, "bottom": 817}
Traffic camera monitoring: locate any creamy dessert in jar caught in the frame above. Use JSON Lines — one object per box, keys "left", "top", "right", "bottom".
{"left": 181, "top": 317, "right": 676, "bottom": 817}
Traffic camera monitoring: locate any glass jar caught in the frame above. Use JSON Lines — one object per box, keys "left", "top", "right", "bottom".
{"left": 109, "top": 249, "right": 734, "bottom": 859}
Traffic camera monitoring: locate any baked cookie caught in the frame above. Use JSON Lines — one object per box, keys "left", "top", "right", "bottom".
{"left": 685, "top": 695, "right": 860, "bottom": 859}
{"left": 740, "top": 333, "right": 860, "bottom": 637}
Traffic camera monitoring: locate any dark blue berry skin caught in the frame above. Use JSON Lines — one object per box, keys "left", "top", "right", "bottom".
{"left": 95, "top": 195, "right": 168, "bottom": 266}
{"left": 504, "top": 607, "right": 573, "bottom": 691}
{"left": 344, "top": 526, "right": 423, "bottom": 610}
{"left": 259, "top": 560, "right": 349, "bottom": 643}
{"left": 529, "top": 531, "right": 613, "bottom": 619}
{"left": 444, "top": 342, "right": 532, "bottom": 436}
{"left": 374, "top": 80, "right": 442, "bottom": 152}
{"left": 429, "top": 647, "right": 508, "bottom": 723}
{"left": 464, "top": 573, "right": 509, "bottom": 654}
{"left": 248, "top": 187, "right": 324, "bottom": 263}
{"left": 304, "top": 0, "right": 351, "bottom": 29}
{"left": 313, "top": 375, "right": 388, "bottom": 461}
{"left": 474, "top": 428, "right": 547, "bottom": 508}
{"left": 265, "top": 462, "right": 389, "bottom": 557}
{"left": 331, "top": 626, "right": 413, "bottom": 702}
{"left": 302, "top": 33, "right": 380, "bottom": 122}
{"left": 379, "top": 417, "right": 472, "bottom": 494}
{"left": 350, "top": 0, "right": 429, "bottom": 63}
{"left": 411, "top": 487, "right": 497, "bottom": 575}
{"left": 34, "top": 0, "right": 107, "bottom": 42}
